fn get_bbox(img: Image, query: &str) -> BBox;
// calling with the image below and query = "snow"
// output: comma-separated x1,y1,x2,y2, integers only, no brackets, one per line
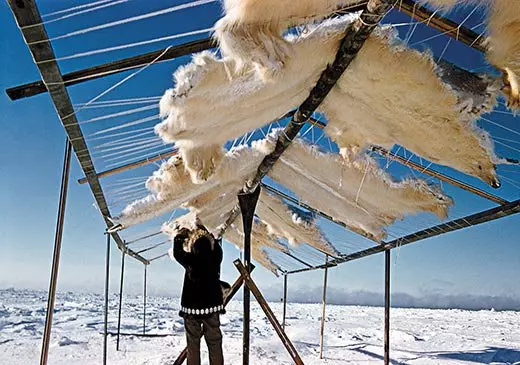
1,289,519,364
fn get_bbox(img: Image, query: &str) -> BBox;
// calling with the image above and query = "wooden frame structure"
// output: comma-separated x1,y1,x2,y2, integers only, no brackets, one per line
6,0,519,364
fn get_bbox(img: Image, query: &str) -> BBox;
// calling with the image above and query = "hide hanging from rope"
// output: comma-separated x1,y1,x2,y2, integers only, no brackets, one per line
214,0,520,107
158,16,504,187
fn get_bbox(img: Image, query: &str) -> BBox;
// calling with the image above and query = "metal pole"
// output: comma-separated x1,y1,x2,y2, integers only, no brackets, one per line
40,139,72,365
116,250,125,351
384,249,390,365
237,186,261,365
103,233,111,365
143,264,147,335
319,255,329,359
282,274,288,330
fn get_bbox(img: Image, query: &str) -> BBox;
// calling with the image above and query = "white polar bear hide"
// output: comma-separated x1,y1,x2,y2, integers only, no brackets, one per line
158,17,501,187
254,131,453,241
214,0,520,107
115,130,452,246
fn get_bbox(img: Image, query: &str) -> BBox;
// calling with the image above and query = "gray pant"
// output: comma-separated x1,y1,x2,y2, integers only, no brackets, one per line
184,313,224,365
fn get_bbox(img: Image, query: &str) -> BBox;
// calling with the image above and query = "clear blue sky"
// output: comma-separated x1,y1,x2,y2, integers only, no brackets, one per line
0,0,519,310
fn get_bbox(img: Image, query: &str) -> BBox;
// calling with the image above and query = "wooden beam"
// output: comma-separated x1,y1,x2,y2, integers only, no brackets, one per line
6,0,486,101
8,0,148,265
234,260,304,365
288,198,520,274
6,38,213,100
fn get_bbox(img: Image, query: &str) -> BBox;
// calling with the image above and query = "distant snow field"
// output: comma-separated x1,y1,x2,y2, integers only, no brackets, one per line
1,289,519,364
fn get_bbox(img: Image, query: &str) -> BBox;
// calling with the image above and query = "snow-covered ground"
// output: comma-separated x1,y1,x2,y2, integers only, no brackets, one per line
1,289,519,364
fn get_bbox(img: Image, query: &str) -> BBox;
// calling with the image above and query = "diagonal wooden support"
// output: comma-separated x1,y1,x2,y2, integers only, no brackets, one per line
173,264,255,365
234,259,304,364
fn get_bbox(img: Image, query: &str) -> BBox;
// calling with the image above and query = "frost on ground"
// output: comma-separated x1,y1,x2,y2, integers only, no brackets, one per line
0,289,519,364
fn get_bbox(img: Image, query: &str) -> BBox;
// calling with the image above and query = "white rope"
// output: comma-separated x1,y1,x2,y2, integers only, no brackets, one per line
28,0,217,45
75,96,161,106
86,126,154,141
100,141,164,160
480,117,520,138
74,100,160,109
109,181,146,195
494,136,520,147
355,159,370,204
24,0,129,29
103,143,166,163
90,114,160,136
104,147,174,168
77,104,157,125
40,27,213,63
410,19,485,47
64,45,171,125
94,130,155,148
42,0,113,18
93,137,161,155
494,140,520,155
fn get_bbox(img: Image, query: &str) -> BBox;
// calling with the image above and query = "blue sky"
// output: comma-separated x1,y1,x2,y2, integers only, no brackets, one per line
0,0,519,310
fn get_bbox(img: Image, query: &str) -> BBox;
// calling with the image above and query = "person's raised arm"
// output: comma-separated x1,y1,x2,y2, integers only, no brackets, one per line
173,229,192,268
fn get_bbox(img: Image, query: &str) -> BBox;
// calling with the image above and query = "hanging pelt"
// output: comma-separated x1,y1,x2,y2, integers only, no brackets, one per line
255,191,338,255
214,0,362,79
114,144,270,228
116,130,452,242
158,17,502,187
214,0,519,108
422,0,520,108
320,26,502,188
254,131,453,241
185,176,336,255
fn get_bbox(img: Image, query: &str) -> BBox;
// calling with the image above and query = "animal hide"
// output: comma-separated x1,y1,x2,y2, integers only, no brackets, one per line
256,191,337,255
158,17,501,186
114,144,269,228
215,0,519,107
214,0,361,78
187,178,335,255
223,222,282,276
421,0,520,108
254,131,453,241
320,26,501,187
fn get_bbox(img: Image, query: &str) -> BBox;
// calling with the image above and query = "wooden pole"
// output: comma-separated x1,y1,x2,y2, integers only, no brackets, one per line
116,250,125,351
319,255,329,359
282,274,288,331
384,249,390,365
234,260,304,365
39,139,72,365
103,233,111,365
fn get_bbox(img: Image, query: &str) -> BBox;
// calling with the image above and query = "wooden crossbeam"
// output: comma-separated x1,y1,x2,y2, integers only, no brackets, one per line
7,0,148,265
6,0,486,101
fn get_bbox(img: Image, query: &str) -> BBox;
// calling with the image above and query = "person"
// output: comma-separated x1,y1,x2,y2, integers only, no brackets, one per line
173,224,225,365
